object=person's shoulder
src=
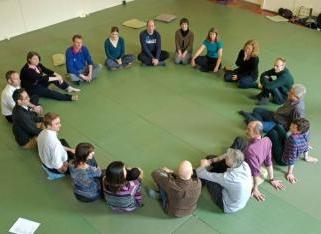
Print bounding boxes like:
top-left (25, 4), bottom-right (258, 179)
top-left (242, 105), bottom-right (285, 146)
top-left (262, 136), bottom-right (272, 145)
top-left (140, 29), bottom-right (147, 35)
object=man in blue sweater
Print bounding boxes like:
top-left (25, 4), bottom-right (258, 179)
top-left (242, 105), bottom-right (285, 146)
top-left (65, 34), bottom-right (102, 84)
top-left (138, 20), bottom-right (169, 66)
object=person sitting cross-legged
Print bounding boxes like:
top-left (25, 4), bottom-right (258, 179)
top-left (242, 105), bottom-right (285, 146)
top-left (138, 20), bottom-right (169, 66)
top-left (267, 118), bottom-right (318, 184)
top-left (243, 121), bottom-right (285, 201)
top-left (196, 148), bottom-right (252, 213)
top-left (12, 88), bottom-right (43, 149)
top-left (66, 34), bottom-right (102, 84)
top-left (104, 26), bottom-right (135, 70)
top-left (149, 160), bottom-right (202, 217)
top-left (224, 39), bottom-right (259, 89)
top-left (37, 112), bottom-right (75, 174)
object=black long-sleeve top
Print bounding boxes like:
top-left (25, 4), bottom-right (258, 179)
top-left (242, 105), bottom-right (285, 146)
top-left (234, 50), bottom-right (259, 80)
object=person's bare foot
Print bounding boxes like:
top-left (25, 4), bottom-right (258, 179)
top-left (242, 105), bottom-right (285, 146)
top-left (304, 155), bottom-right (318, 163)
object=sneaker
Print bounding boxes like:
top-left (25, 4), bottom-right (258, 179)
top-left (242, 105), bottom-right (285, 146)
top-left (256, 97), bottom-right (269, 105)
top-left (71, 95), bottom-right (79, 101)
top-left (67, 86), bottom-right (81, 93)
top-left (145, 186), bottom-right (160, 200)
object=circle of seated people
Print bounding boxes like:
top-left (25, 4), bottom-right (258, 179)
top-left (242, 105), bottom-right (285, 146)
top-left (0, 18), bottom-right (318, 216)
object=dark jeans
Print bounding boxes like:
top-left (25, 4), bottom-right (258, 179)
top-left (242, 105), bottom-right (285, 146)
top-left (224, 71), bottom-right (257, 89)
top-left (30, 80), bottom-right (72, 101)
top-left (259, 77), bottom-right (287, 104)
top-left (159, 186), bottom-right (168, 210)
top-left (202, 179), bottom-right (224, 211)
top-left (74, 193), bottom-right (100, 202)
top-left (138, 50), bottom-right (169, 66)
top-left (195, 56), bottom-right (221, 72)
top-left (242, 107), bottom-right (276, 132)
top-left (267, 124), bottom-right (287, 166)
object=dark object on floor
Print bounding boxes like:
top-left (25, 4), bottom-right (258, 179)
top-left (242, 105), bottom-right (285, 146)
top-left (278, 8), bottom-right (293, 19)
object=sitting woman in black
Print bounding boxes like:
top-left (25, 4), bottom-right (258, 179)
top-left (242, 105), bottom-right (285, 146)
top-left (20, 51), bottom-right (80, 101)
top-left (224, 40), bottom-right (259, 89)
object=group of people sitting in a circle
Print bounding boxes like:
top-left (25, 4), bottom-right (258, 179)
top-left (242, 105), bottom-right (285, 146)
top-left (0, 17), bottom-right (318, 216)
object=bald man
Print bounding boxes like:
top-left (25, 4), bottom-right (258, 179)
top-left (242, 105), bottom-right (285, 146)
top-left (244, 121), bottom-right (285, 201)
top-left (150, 160), bottom-right (202, 217)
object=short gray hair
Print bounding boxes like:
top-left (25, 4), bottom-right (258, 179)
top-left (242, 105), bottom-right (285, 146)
top-left (226, 148), bottom-right (244, 168)
top-left (249, 120), bottom-right (263, 136)
top-left (292, 84), bottom-right (306, 99)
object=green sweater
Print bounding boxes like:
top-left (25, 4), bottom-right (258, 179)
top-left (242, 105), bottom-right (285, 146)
top-left (260, 68), bottom-right (293, 92)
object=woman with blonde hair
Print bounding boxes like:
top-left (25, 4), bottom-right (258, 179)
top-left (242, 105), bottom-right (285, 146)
top-left (224, 40), bottom-right (259, 89)
top-left (191, 27), bottom-right (223, 73)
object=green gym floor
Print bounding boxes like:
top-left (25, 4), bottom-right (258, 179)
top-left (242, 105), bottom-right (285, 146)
top-left (1, 0), bottom-right (321, 233)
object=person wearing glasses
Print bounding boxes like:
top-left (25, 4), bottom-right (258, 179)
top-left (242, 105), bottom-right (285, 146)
top-left (104, 26), bottom-right (135, 70)
top-left (252, 57), bottom-right (294, 105)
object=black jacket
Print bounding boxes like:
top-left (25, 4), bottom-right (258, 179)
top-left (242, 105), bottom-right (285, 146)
top-left (12, 105), bottom-right (43, 146)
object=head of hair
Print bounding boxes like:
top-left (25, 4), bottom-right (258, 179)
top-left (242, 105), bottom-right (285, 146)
top-left (72, 34), bottom-right (83, 42)
top-left (250, 121), bottom-right (263, 136)
top-left (26, 51), bottom-right (41, 64)
top-left (146, 19), bottom-right (154, 26)
top-left (243, 39), bottom-right (259, 57)
top-left (74, 143), bottom-right (95, 168)
top-left (276, 57), bottom-right (286, 65)
top-left (12, 88), bottom-right (26, 104)
top-left (110, 26), bottom-right (119, 33)
top-left (206, 27), bottom-right (219, 42)
top-left (5, 70), bottom-right (18, 82)
top-left (226, 148), bottom-right (244, 168)
top-left (292, 118), bottom-right (310, 133)
top-left (43, 112), bottom-right (60, 128)
top-left (292, 84), bottom-right (306, 99)
top-left (180, 17), bottom-right (189, 26)
top-left (104, 161), bottom-right (127, 193)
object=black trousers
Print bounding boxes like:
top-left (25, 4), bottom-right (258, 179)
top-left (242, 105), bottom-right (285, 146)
top-left (259, 77), bottom-right (288, 104)
top-left (138, 50), bottom-right (169, 66)
top-left (30, 80), bottom-right (71, 101)
top-left (195, 56), bottom-right (221, 72)
top-left (267, 125), bottom-right (287, 166)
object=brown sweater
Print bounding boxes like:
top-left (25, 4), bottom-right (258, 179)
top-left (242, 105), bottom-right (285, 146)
top-left (175, 29), bottom-right (194, 54)
top-left (152, 169), bottom-right (202, 217)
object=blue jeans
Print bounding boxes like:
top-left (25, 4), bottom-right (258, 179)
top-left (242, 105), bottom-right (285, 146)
top-left (105, 54), bottom-right (136, 70)
top-left (69, 64), bottom-right (102, 82)
top-left (159, 186), bottom-right (168, 210)
top-left (224, 71), bottom-right (257, 89)
top-left (242, 107), bottom-right (276, 132)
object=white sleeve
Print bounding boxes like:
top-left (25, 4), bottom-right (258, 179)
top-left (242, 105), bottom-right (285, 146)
top-left (196, 167), bottom-right (226, 187)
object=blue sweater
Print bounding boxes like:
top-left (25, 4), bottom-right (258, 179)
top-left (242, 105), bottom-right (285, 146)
top-left (139, 30), bottom-right (161, 59)
top-left (65, 46), bottom-right (93, 76)
top-left (104, 37), bottom-right (125, 60)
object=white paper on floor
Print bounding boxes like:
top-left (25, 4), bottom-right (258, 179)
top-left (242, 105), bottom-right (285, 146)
top-left (9, 217), bottom-right (41, 234)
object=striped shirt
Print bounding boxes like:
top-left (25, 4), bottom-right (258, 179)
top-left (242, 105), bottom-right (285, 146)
top-left (282, 132), bottom-right (309, 165)
top-left (103, 179), bottom-right (143, 212)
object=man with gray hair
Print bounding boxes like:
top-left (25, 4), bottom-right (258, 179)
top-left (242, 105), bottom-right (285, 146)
top-left (239, 83), bottom-right (306, 132)
top-left (149, 160), bottom-right (202, 217)
top-left (196, 148), bottom-right (252, 213)
top-left (244, 121), bottom-right (285, 201)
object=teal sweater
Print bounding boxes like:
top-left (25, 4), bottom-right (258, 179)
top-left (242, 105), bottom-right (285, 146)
top-left (104, 37), bottom-right (125, 60)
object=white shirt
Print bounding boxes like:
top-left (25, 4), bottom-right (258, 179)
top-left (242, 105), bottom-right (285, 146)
top-left (1, 84), bottom-right (19, 116)
top-left (196, 162), bottom-right (253, 213)
top-left (37, 129), bottom-right (68, 169)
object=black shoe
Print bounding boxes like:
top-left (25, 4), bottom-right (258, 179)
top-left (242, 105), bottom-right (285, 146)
top-left (74, 81), bottom-right (80, 86)
top-left (256, 97), bottom-right (269, 105)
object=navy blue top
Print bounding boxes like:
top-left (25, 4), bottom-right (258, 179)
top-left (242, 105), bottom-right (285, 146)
top-left (139, 30), bottom-right (161, 59)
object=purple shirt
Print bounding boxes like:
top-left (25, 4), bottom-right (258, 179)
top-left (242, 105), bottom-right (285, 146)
top-left (244, 137), bottom-right (272, 177)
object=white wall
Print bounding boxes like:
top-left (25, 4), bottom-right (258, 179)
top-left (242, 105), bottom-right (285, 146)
top-left (0, 0), bottom-right (133, 41)
top-left (261, 0), bottom-right (321, 15)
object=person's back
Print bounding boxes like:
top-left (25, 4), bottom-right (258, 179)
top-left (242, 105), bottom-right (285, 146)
top-left (220, 162), bottom-right (252, 213)
top-left (103, 179), bottom-right (142, 212)
top-left (164, 174), bottom-right (201, 217)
